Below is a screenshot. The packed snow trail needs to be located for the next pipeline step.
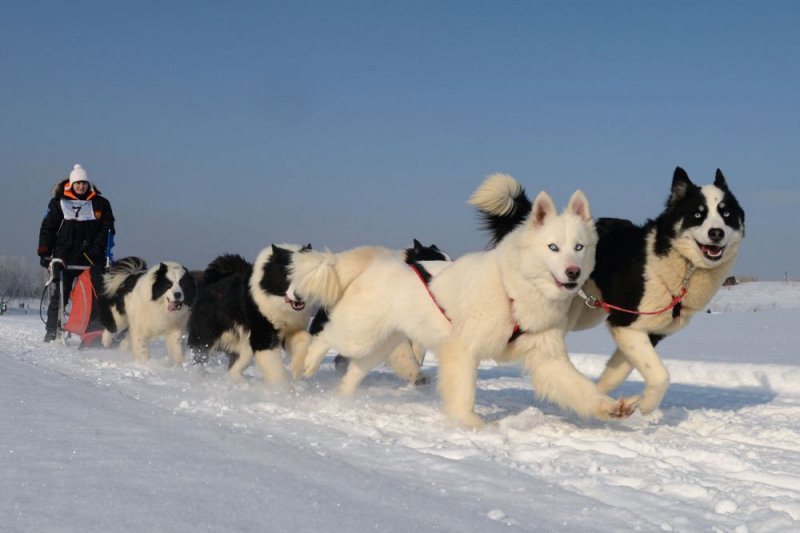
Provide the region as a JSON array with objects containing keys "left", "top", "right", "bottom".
[{"left": 2, "top": 281, "right": 800, "bottom": 531}]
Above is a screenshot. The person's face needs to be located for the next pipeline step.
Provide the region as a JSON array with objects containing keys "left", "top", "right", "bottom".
[{"left": 72, "top": 181, "right": 89, "bottom": 194}]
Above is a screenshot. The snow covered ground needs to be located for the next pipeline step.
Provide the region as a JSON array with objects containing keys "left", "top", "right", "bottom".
[{"left": 2, "top": 282, "right": 799, "bottom": 532}]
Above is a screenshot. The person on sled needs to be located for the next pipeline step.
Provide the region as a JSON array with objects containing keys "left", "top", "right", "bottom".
[{"left": 37, "top": 163, "right": 115, "bottom": 342}]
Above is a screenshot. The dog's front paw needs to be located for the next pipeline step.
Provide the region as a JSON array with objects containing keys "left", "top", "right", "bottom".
[
  {"left": 290, "top": 357, "right": 306, "bottom": 380},
  {"left": 637, "top": 390, "right": 664, "bottom": 415},
  {"left": 303, "top": 358, "right": 323, "bottom": 378},
  {"left": 598, "top": 395, "right": 636, "bottom": 419},
  {"left": 609, "top": 396, "right": 637, "bottom": 418}
]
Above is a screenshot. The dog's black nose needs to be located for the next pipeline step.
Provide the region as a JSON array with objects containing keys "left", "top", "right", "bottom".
[
  {"left": 708, "top": 228, "right": 725, "bottom": 243},
  {"left": 565, "top": 266, "right": 581, "bottom": 281},
  {"left": 173, "top": 291, "right": 183, "bottom": 299}
]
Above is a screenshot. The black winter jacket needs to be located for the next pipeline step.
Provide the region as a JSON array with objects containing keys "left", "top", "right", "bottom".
[{"left": 38, "top": 179, "right": 116, "bottom": 267}]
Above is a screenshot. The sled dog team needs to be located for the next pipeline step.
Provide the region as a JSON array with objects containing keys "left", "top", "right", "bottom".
[{"left": 92, "top": 167, "right": 745, "bottom": 427}]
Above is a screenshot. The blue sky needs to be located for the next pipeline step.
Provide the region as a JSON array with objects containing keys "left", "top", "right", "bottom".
[{"left": 2, "top": 1, "right": 798, "bottom": 279}]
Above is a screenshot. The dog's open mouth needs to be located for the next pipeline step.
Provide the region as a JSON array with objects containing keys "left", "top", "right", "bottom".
[
  {"left": 167, "top": 300, "right": 183, "bottom": 312},
  {"left": 284, "top": 295, "right": 306, "bottom": 311},
  {"left": 696, "top": 241, "right": 725, "bottom": 261},
  {"left": 554, "top": 277, "right": 579, "bottom": 290}
]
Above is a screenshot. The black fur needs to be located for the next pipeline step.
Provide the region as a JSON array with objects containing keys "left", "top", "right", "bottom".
[
  {"left": 178, "top": 269, "right": 198, "bottom": 306},
  {"left": 259, "top": 245, "right": 294, "bottom": 297},
  {"left": 151, "top": 263, "right": 171, "bottom": 301},
  {"left": 408, "top": 261, "right": 433, "bottom": 284},
  {"left": 476, "top": 187, "right": 532, "bottom": 249},
  {"left": 188, "top": 248, "right": 297, "bottom": 366},
  {"left": 405, "top": 239, "right": 448, "bottom": 262},
  {"left": 594, "top": 168, "right": 744, "bottom": 328},
  {"left": 309, "top": 307, "right": 329, "bottom": 335},
  {"left": 93, "top": 256, "right": 148, "bottom": 333}
]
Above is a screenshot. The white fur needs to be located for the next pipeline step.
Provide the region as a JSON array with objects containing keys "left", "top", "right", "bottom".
[
  {"left": 289, "top": 246, "right": 442, "bottom": 388},
  {"left": 298, "top": 178, "right": 633, "bottom": 427},
  {"left": 101, "top": 261, "right": 191, "bottom": 365}
]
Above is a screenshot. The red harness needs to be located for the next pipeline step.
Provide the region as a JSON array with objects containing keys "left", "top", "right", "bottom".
[
  {"left": 578, "top": 263, "right": 695, "bottom": 316},
  {"left": 579, "top": 288, "right": 687, "bottom": 315},
  {"left": 410, "top": 264, "right": 523, "bottom": 343}
]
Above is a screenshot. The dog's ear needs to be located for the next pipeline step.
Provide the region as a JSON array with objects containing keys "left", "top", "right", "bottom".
[
  {"left": 413, "top": 238, "right": 422, "bottom": 251},
  {"left": 531, "top": 191, "right": 557, "bottom": 228},
  {"left": 301, "top": 243, "right": 312, "bottom": 252},
  {"left": 151, "top": 263, "right": 170, "bottom": 301},
  {"left": 669, "top": 166, "right": 694, "bottom": 206},
  {"left": 714, "top": 169, "right": 729, "bottom": 191},
  {"left": 567, "top": 190, "right": 592, "bottom": 222}
]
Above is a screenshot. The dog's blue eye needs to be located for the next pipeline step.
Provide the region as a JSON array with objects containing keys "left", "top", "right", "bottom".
[
  {"left": 723, "top": 211, "right": 730, "bottom": 218},
  {"left": 575, "top": 244, "right": 584, "bottom": 252},
  {"left": 548, "top": 244, "right": 559, "bottom": 252},
  {"left": 694, "top": 212, "right": 702, "bottom": 218}
]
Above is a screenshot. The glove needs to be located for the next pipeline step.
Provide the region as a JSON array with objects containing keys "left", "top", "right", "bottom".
[
  {"left": 49, "top": 259, "right": 64, "bottom": 281},
  {"left": 40, "top": 255, "right": 51, "bottom": 268}
]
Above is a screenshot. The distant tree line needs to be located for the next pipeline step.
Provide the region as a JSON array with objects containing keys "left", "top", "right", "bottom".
[{"left": 0, "top": 255, "right": 45, "bottom": 304}]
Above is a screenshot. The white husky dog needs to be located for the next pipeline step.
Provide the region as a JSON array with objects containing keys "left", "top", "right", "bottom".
[
  {"left": 289, "top": 243, "right": 450, "bottom": 393},
  {"left": 293, "top": 174, "right": 634, "bottom": 427}
]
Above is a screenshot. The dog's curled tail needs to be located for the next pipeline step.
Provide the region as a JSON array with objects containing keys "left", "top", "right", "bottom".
[
  {"left": 290, "top": 249, "right": 342, "bottom": 309},
  {"left": 103, "top": 256, "right": 147, "bottom": 296},
  {"left": 468, "top": 173, "right": 532, "bottom": 248}
]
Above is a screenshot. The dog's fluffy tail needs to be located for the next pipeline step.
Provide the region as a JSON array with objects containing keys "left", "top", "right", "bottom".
[
  {"left": 468, "top": 173, "right": 532, "bottom": 248},
  {"left": 290, "top": 249, "right": 342, "bottom": 309},
  {"left": 203, "top": 254, "right": 251, "bottom": 286},
  {"left": 103, "top": 256, "right": 147, "bottom": 297}
]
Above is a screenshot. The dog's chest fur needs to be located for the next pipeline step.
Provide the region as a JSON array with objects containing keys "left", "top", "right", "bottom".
[{"left": 636, "top": 237, "right": 733, "bottom": 334}]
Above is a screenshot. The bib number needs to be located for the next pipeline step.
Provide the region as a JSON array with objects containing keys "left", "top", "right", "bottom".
[{"left": 60, "top": 199, "right": 96, "bottom": 221}]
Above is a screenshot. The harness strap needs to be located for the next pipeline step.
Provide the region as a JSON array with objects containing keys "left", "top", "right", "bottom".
[
  {"left": 578, "top": 262, "right": 696, "bottom": 316},
  {"left": 409, "top": 264, "right": 450, "bottom": 321},
  {"left": 410, "top": 264, "right": 523, "bottom": 343}
]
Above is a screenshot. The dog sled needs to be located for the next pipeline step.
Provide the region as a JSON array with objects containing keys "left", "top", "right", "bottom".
[{"left": 42, "top": 260, "right": 105, "bottom": 349}]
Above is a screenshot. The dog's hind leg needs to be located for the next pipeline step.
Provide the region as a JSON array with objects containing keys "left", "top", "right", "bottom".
[
  {"left": 386, "top": 340, "right": 428, "bottom": 385},
  {"left": 339, "top": 335, "right": 403, "bottom": 396},
  {"left": 228, "top": 347, "right": 253, "bottom": 382},
  {"left": 609, "top": 327, "right": 669, "bottom": 414},
  {"left": 255, "top": 348, "right": 290, "bottom": 389},
  {"left": 595, "top": 348, "right": 634, "bottom": 394}
]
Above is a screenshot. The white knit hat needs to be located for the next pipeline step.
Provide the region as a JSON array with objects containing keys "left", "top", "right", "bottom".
[{"left": 69, "top": 163, "right": 89, "bottom": 185}]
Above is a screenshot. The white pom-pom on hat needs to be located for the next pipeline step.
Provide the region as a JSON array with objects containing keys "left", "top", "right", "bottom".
[{"left": 69, "top": 163, "right": 89, "bottom": 185}]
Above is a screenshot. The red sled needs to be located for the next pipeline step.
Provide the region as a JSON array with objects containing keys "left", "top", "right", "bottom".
[{"left": 62, "top": 269, "right": 104, "bottom": 349}]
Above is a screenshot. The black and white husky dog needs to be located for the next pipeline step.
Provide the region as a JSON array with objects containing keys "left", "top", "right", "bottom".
[
  {"left": 303, "top": 239, "right": 451, "bottom": 389},
  {"left": 95, "top": 256, "right": 197, "bottom": 364},
  {"left": 473, "top": 167, "right": 745, "bottom": 415},
  {"left": 187, "top": 244, "right": 314, "bottom": 388}
]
